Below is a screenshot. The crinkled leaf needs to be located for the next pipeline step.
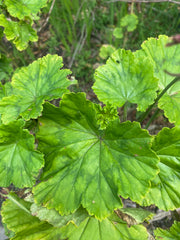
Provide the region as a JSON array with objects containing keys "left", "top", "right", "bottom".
[
  {"left": 155, "top": 221, "right": 180, "bottom": 240},
  {"left": 94, "top": 102, "right": 119, "bottom": 130},
  {"left": 4, "top": 0, "right": 47, "bottom": 20},
  {"left": 30, "top": 203, "right": 89, "bottom": 228},
  {"left": 67, "top": 215, "right": 148, "bottom": 240},
  {"left": 1, "top": 192, "right": 68, "bottom": 240},
  {"left": 119, "top": 208, "right": 154, "bottom": 224},
  {"left": 137, "top": 35, "right": 180, "bottom": 124},
  {"left": 0, "top": 14, "right": 38, "bottom": 50},
  {"left": 141, "top": 127, "right": 180, "bottom": 211},
  {"left": 99, "top": 44, "right": 116, "bottom": 59},
  {"left": 113, "top": 27, "right": 123, "bottom": 39},
  {"left": 120, "top": 14, "right": 138, "bottom": 32},
  {"left": 0, "top": 54, "right": 75, "bottom": 123},
  {"left": 33, "top": 92, "right": 159, "bottom": 219},
  {"left": 0, "top": 120, "right": 44, "bottom": 187},
  {"left": 93, "top": 49, "right": 158, "bottom": 111}
]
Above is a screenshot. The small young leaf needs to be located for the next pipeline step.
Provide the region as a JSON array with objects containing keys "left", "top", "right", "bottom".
[
  {"left": 113, "top": 27, "right": 123, "bottom": 39},
  {"left": 120, "top": 14, "right": 138, "bottom": 32},
  {"left": 141, "top": 127, "right": 180, "bottom": 211},
  {"left": 0, "top": 54, "right": 75, "bottom": 123},
  {"left": 4, "top": 0, "right": 47, "bottom": 20},
  {"left": 0, "top": 120, "right": 44, "bottom": 187},
  {"left": 33, "top": 92, "right": 159, "bottom": 219},
  {"left": 93, "top": 49, "right": 158, "bottom": 111},
  {"left": 99, "top": 44, "right": 116, "bottom": 59},
  {"left": 119, "top": 208, "right": 154, "bottom": 224},
  {"left": 0, "top": 14, "right": 38, "bottom": 50},
  {"left": 155, "top": 221, "right": 180, "bottom": 239}
]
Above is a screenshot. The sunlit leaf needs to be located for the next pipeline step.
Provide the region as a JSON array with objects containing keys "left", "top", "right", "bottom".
[
  {"left": 137, "top": 35, "right": 180, "bottom": 125},
  {"left": 93, "top": 49, "right": 158, "bottom": 111},
  {"left": 0, "top": 120, "right": 44, "bottom": 187},
  {"left": 0, "top": 14, "right": 38, "bottom": 50},
  {"left": 113, "top": 27, "right": 123, "bottom": 39},
  {"left": 4, "top": 0, "right": 47, "bottom": 20},
  {"left": 33, "top": 92, "right": 159, "bottom": 219},
  {"left": 141, "top": 127, "right": 180, "bottom": 210},
  {"left": 0, "top": 54, "right": 75, "bottom": 123},
  {"left": 99, "top": 44, "right": 116, "bottom": 59}
]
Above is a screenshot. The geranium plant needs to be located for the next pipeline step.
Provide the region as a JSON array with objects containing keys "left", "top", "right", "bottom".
[{"left": 0, "top": 35, "right": 180, "bottom": 239}]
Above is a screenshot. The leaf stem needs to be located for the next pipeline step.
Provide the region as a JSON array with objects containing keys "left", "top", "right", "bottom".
[
  {"left": 145, "top": 108, "right": 160, "bottom": 129},
  {"left": 123, "top": 102, "right": 128, "bottom": 121},
  {"left": 138, "top": 76, "right": 180, "bottom": 123}
]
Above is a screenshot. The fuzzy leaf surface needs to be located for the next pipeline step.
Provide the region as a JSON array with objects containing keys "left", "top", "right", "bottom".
[
  {"left": 93, "top": 49, "right": 158, "bottom": 111},
  {"left": 4, "top": 0, "right": 47, "bottom": 20},
  {"left": 33, "top": 92, "right": 159, "bottom": 219},
  {"left": 141, "top": 127, "right": 180, "bottom": 210},
  {"left": 0, "top": 120, "right": 44, "bottom": 187},
  {"left": 67, "top": 215, "right": 148, "bottom": 240},
  {"left": 137, "top": 35, "right": 180, "bottom": 125},
  {"left": 155, "top": 221, "right": 180, "bottom": 239},
  {"left": 1, "top": 193, "right": 67, "bottom": 240},
  {"left": 0, "top": 54, "right": 74, "bottom": 123},
  {"left": 0, "top": 14, "right": 38, "bottom": 50}
]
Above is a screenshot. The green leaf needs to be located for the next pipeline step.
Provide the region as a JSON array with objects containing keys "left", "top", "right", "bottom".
[
  {"left": 94, "top": 102, "right": 119, "bottom": 130},
  {"left": 120, "top": 14, "right": 138, "bottom": 32},
  {"left": 4, "top": 0, "right": 47, "bottom": 20},
  {"left": 30, "top": 203, "right": 89, "bottom": 228},
  {"left": 67, "top": 215, "right": 148, "bottom": 240},
  {"left": 0, "top": 54, "right": 13, "bottom": 81},
  {"left": 119, "top": 208, "right": 154, "bottom": 224},
  {"left": 113, "top": 27, "right": 123, "bottom": 39},
  {"left": 99, "top": 44, "right": 116, "bottom": 59},
  {"left": 33, "top": 92, "right": 159, "bottom": 219},
  {"left": 141, "top": 127, "right": 180, "bottom": 211},
  {"left": 93, "top": 49, "right": 158, "bottom": 111},
  {"left": 1, "top": 192, "right": 68, "bottom": 240},
  {"left": 137, "top": 35, "right": 180, "bottom": 125},
  {"left": 155, "top": 221, "right": 180, "bottom": 239},
  {"left": 0, "top": 54, "right": 75, "bottom": 123},
  {"left": 0, "top": 14, "right": 38, "bottom": 50},
  {"left": 0, "top": 119, "right": 44, "bottom": 187}
]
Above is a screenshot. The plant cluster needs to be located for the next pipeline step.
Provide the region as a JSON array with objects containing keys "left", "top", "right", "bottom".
[{"left": 0, "top": 33, "right": 180, "bottom": 239}]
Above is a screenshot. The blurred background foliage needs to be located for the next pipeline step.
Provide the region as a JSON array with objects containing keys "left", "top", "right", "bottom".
[{"left": 0, "top": 0, "right": 180, "bottom": 95}]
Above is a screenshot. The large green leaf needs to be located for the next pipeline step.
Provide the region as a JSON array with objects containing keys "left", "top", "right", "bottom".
[
  {"left": 1, "top": 192, "right": 69, "bottom": 240},
  {"left": 67, "top": 214, "right": 148, "bottom": 240},
  {"left": 141, "top": 127, "right": 180, "bottom": 211},
  {"left": 155, "top": 221, "right": 180, "bottom": 240},
  {"left": 0, "top": 54, "right": 75, "bottom": 123},
  {"left": 0, "top": 14, "right": 38, "bottom": 50},
  {"left": 137, "top": 35, "right": 180, "bottom": 125},
  {"left": 4, "top": 0, "right": 47, "bottom": 20},
  {"left": 0, "top": 120, "right": 44, "bottom": 187},
  {"left": 92, "top": 48, "right": 158, "bottom": 111},
  {"left": 33, "top": 92, "right": 159, "bottom": 219}
]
